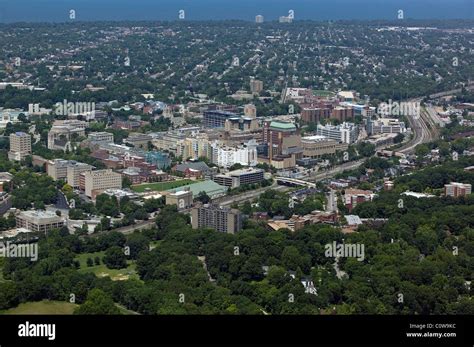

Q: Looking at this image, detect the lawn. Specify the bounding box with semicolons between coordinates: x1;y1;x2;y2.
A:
313;90;335;97
1;300;78;315
75;251;140;281
131;179;195;193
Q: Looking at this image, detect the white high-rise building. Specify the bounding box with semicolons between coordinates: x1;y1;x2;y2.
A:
255;15;264;23
8;132;31;161
211;141;258;168
316;122;359;144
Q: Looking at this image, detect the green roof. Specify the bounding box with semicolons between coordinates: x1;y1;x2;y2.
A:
270;121;296;130
168;180;227;198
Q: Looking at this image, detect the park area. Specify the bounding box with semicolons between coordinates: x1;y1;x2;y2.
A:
131;179;194;193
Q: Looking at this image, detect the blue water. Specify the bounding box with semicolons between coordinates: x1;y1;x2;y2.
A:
0;0;472;23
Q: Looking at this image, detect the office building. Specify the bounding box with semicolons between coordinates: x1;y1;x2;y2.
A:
8;132;31;161
444;182;472;197
191;203;242;234
48;120;87;151
203;110;239;128
80;169;122;198
301;135;348;158
47;159;93;188
366;118;406;135
16;210;65;233
255;15;264;23
213;168;264;188
316;122;359;144
88;132;114;144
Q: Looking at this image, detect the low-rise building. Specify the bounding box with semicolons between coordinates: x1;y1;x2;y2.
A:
165;190;193;209
16;210;65;233
301;135;348;158
444;182;472;197
213;168;264;188
344;189;376;211
88;132;114;144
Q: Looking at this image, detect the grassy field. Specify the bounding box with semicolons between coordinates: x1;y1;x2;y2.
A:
1;300;78;315
131;179;195;193
313;90;335;97
75;251;139;281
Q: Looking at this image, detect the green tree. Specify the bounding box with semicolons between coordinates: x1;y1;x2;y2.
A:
74;289;121;315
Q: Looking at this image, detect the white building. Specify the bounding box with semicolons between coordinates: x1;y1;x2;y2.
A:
316;122;359;144
211;141;258;168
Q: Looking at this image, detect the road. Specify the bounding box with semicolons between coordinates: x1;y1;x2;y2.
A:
216;183;290;207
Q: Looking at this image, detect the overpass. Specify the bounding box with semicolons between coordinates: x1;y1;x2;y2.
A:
275;177;316;188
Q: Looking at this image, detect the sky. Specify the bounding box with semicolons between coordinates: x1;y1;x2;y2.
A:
0;0;472;22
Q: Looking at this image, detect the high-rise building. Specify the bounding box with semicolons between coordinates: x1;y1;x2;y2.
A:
80;169;122;198
301;107;331;124
211;141;258;168
316;122;359;144
203;110;239;128
262;121;302;158
191;203;242;233
47;159;94;188
444;182;472;197
255;15;264;23
250;79;263;94
244;104;257;118
8;132;32;161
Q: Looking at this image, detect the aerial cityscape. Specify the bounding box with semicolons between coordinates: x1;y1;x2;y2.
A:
0;1;473;344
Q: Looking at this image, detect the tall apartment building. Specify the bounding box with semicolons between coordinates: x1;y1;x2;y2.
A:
8;132;31;161
80;169;122;198
47;159;93;188
316;122;359;144
444;182;472;197
203;110;239;128
16;210;64;233
250;79;263;94
211;141;258;168
301;107;331;124
191;203;242;234
213;168;264;188
255;15;264;23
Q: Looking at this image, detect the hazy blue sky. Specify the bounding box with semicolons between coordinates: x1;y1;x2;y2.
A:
0;0;472;22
